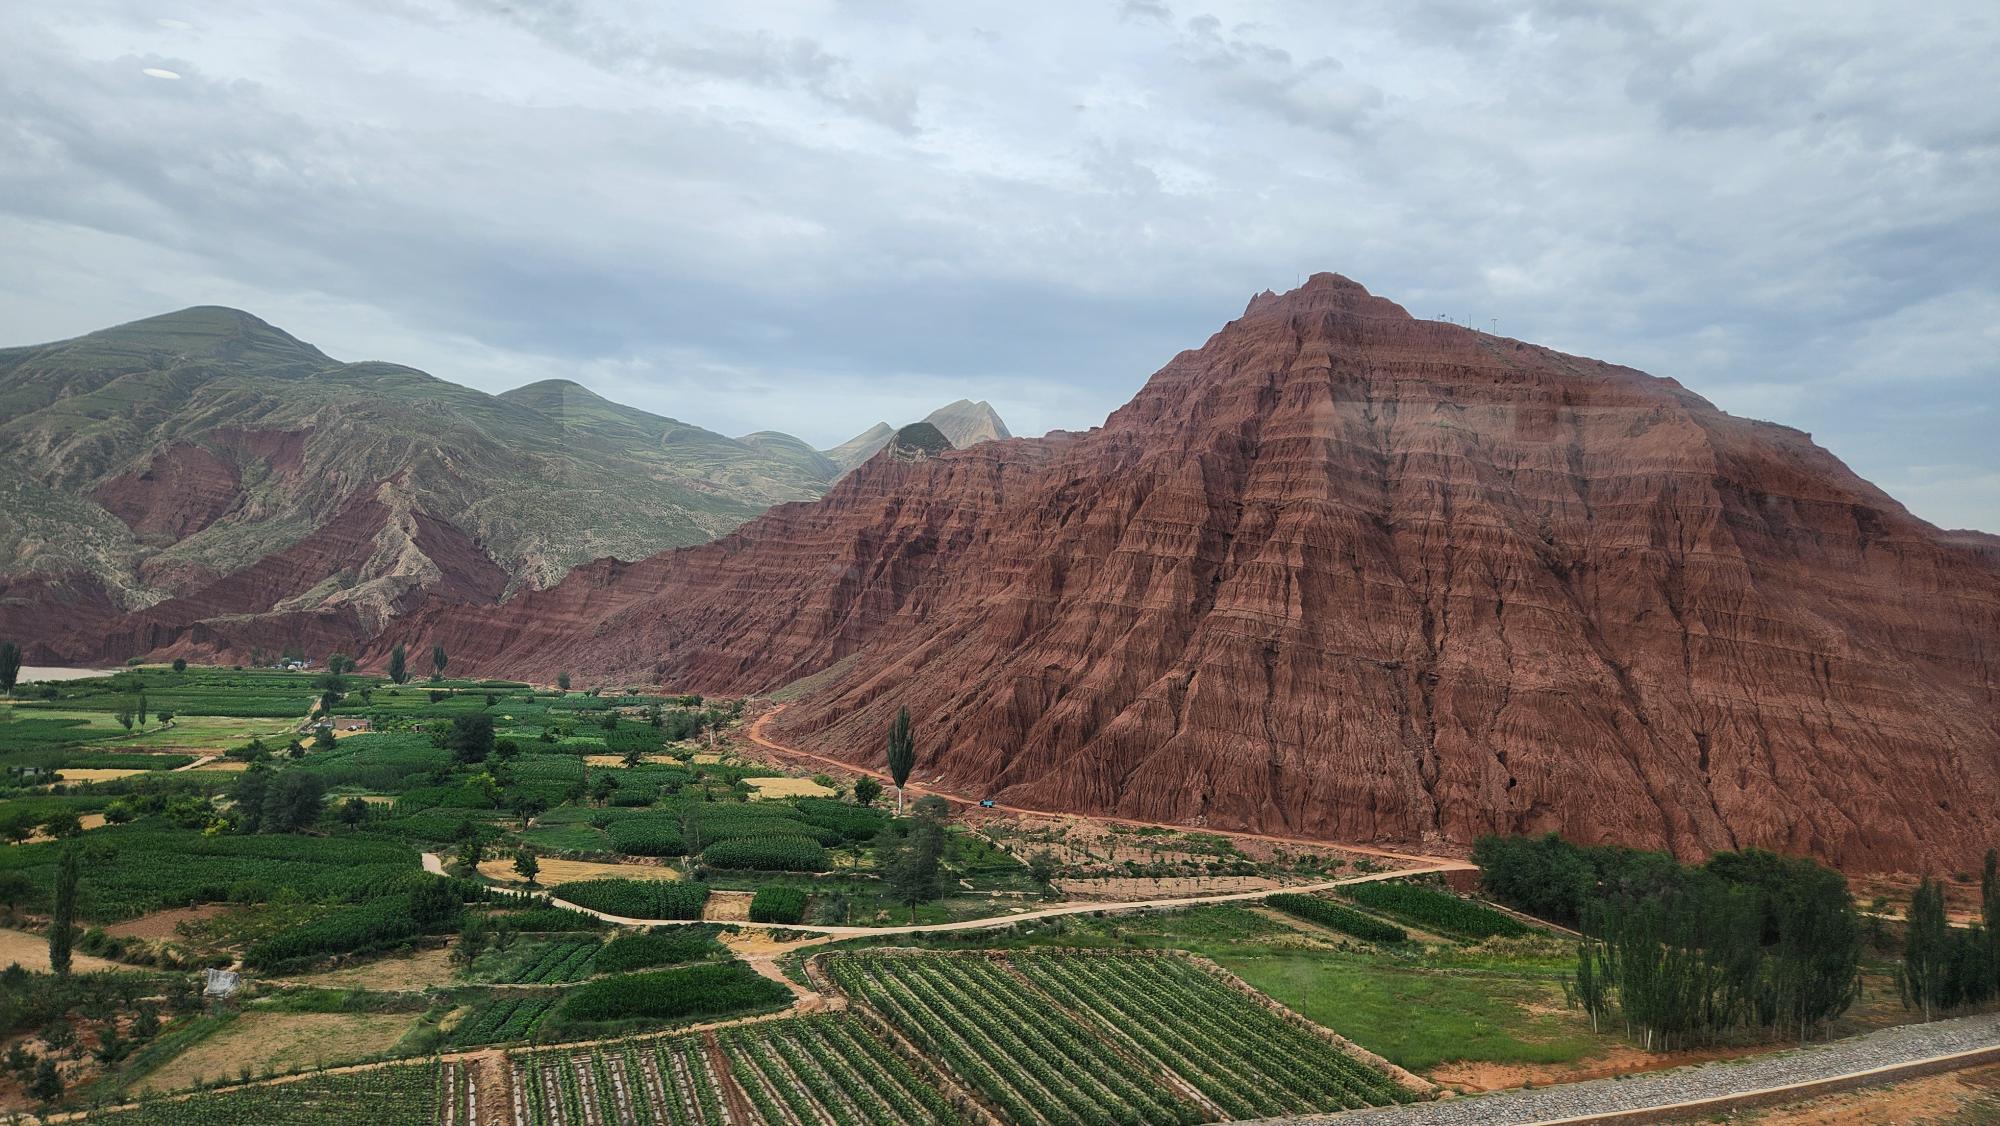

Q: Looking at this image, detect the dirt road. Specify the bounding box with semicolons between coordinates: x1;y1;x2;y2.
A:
743;706;1468;868
428;852;1472;933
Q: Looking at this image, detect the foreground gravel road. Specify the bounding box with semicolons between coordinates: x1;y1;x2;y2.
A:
1262;1010;2000;1125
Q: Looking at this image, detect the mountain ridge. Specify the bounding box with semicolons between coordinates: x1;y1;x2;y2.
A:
376;271;2000;873
0;306;1016;664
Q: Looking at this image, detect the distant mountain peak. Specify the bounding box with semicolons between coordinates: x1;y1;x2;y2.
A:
76;305;332;369
822;401;1011;472
1241;272;1412;321
923;399;1011;447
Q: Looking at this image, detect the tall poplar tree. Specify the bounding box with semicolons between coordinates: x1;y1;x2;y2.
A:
886;706;915;815
1901;877;1950;1022
49;846;79;977
388;642;408;685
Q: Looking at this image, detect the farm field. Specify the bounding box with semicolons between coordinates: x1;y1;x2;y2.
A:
825;950;1418;1123
139;1011;423;1093
0;664;1940;1124
84;1062;443;1124
478;856;682;886
506;1014;964;1126
276;944;456;991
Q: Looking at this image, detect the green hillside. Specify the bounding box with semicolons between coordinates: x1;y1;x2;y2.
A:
0;308;839;619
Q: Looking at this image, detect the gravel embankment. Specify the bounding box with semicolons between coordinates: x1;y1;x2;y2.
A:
1258;1011;2000;1125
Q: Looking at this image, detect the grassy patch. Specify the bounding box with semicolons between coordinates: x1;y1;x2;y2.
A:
1216;952;1600;1072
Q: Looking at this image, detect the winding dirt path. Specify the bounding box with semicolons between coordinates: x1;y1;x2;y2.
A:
431;852;1472;933
744;705;1466;867
423;704;1475;933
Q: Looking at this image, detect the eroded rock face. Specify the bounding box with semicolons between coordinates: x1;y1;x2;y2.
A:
92;443;244;542
385;275;1993;870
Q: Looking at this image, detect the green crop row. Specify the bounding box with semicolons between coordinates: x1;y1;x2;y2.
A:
551;879;709;920
556;963;790;1027
1265;893;1407;942
1345;880;1530;940
700;835;828;872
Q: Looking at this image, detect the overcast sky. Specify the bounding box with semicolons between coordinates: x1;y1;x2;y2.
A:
2;0;1995;530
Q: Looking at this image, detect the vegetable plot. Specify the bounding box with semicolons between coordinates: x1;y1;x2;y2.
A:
84;1063;441;1124
1345;880;1531;940
830;950;1416;1124
509;1015;959;1125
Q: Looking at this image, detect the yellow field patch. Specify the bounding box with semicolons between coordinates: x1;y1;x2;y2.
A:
479;856;682;886
583;754;684;768
691;753;726;764
189;759;249;772
54;767;149;782
703;890;754;922
745;776;835;798
145;1012;420;1092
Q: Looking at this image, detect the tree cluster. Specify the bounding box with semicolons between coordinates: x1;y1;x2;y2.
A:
1900;851;2000;1020
227;767;328;833
1477;834;1864;1048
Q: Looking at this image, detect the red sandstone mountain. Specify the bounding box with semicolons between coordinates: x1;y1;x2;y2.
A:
341;278;2000;869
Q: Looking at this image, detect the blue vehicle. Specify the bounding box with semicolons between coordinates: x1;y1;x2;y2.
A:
979;798;997;808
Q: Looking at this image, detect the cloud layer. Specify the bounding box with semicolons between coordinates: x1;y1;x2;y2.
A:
2;0;1995;528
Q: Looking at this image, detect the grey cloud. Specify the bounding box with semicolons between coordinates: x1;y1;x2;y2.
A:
0;0;1995;526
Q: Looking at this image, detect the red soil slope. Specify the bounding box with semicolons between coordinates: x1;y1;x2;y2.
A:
380;275;1991;870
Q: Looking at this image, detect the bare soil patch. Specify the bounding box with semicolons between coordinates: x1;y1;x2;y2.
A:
144;1012;420;1092
189;759;249;772
1429;1041;1772;1092
276;944;456;992
704;890;754;922
1054;873;1284;901
106;904;230;941
19;813;110;844
478;856;681;885
0;927;120;973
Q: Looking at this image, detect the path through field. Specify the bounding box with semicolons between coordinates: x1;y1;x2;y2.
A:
424;849;1472;933
1263;1011;2000;1125
743;707;1462;867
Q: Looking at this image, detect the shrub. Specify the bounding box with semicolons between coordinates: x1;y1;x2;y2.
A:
748;886;809;924
701;836;828;873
